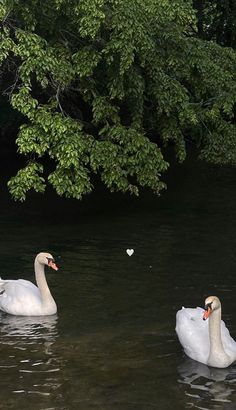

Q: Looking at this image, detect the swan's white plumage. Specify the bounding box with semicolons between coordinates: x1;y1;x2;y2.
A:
0;279;42;316
176;305;236;367
176;307;210;364
0;252;58;316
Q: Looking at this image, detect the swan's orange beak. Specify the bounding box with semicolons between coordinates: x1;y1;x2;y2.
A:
203;306;212;321
48;260;59;271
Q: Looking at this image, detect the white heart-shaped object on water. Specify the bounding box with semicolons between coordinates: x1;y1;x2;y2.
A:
126;249;134;256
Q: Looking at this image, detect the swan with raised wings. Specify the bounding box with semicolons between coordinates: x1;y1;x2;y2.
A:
176;296;236;368
0;252;58;316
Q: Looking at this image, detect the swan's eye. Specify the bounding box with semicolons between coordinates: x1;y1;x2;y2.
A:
46;257;55;264
204;301;213;310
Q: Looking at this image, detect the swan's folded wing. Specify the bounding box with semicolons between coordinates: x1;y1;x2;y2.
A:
0;279;38;295
0;279;41;315
176;307;210;365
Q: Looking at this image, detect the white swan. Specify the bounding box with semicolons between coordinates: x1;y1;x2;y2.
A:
176;296;236;368
0;252;58;316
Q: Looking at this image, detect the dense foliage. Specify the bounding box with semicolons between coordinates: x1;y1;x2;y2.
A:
0;0;236;200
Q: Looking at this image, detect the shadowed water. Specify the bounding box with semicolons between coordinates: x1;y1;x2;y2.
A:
1;159;236;409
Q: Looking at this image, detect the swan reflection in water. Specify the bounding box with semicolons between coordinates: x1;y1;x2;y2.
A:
178;356;236;408
0;312;58;348
0;313;64;400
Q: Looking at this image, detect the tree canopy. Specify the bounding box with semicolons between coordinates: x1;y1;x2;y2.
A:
0;0;236;200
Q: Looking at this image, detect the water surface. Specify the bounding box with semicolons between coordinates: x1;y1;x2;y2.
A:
1;159;236;409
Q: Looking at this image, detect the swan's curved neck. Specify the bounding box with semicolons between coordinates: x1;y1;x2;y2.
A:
209;307;228;365
209;308;224;351
34;259;52;302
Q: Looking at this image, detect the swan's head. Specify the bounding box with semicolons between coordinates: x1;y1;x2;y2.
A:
36;252;59;271
203;296;221;321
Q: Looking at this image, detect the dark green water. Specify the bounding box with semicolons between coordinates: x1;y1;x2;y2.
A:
1;159;236;409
